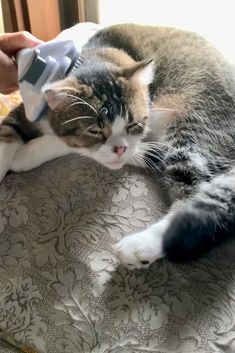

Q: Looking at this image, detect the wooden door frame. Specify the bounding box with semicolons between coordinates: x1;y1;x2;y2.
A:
1;0;85;38
59;0;85;30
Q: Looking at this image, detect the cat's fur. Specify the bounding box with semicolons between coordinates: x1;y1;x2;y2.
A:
1;23;235;269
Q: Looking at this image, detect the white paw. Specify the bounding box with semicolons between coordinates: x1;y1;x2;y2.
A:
114;226;165;270
0;141;22;181
0;170;7;183
11;143;37;172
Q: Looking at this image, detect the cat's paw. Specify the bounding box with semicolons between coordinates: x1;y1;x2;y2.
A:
0;169;7;183
114;226;165;270
11;143;37;172
0;141;22;181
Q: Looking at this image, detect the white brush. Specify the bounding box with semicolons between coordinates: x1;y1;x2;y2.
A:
17;38;81;122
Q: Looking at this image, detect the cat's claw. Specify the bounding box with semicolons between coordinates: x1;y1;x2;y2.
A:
114;228;165;270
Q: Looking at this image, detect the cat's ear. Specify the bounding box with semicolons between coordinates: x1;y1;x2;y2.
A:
43;76;79;111
44;89;67;111
123;59;154;85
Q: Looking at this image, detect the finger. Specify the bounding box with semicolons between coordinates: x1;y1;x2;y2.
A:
0;84;19;95
0;50;18;93
0;31;44;55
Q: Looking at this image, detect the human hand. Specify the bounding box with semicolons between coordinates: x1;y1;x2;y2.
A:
0;31;43;94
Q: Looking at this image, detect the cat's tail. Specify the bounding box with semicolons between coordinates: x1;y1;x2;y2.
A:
163;167;235;261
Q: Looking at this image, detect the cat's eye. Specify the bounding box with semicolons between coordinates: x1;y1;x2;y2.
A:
127;122;144;135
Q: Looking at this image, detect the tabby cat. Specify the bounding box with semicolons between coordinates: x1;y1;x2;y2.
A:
1;24;235;269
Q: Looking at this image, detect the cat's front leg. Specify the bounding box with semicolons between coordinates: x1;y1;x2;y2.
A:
0;141;22;182
11;134;75;172
114;218;169;269
0;119;23;182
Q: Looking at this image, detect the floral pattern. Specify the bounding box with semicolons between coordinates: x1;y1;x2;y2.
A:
0;89;235;352
0;153;235;353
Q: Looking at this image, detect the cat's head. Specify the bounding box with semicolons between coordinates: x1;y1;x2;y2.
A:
44;59;154;169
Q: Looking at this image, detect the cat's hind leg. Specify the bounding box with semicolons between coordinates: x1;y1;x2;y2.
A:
115;167;235;269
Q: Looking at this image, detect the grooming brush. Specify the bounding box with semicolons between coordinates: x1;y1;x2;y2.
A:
17;38;81;122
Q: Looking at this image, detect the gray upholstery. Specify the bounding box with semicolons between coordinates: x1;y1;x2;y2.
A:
0;155;235;353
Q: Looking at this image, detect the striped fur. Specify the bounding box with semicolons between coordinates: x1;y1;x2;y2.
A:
1;23;235;264
87;24;235;265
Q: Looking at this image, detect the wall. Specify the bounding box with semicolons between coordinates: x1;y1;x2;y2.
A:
98;0;235;64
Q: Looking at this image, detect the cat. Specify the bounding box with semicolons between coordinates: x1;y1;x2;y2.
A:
1;23;235;269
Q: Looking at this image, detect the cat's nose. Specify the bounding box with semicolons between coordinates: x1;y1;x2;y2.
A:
113;145;127;157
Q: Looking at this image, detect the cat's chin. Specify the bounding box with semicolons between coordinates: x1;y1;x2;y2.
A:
104;160;125;170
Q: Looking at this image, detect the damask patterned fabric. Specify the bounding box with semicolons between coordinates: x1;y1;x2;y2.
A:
0;154;235;353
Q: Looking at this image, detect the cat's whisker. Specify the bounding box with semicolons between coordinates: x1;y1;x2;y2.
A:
140;141;163;149
145;152;167;168
146;155;163;173
143;141;167;145
56;92;99;116
61;116;94;125
140;148;166;163
143;155;160;173
130;155;150;174
129;154;142;166
135;155;148;170
136;121;146;128
135;145;167;169
65;101;95;113
95;128;101;138
139;141;167;152
147;98;154;106
54;91;78;101
151;107;179;112
141;140;170;150
144;125;159;135
54;91;82;104
68;99;98;116
139;147;163;157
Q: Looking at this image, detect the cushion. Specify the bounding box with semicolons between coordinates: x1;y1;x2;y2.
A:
0;153;235;353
